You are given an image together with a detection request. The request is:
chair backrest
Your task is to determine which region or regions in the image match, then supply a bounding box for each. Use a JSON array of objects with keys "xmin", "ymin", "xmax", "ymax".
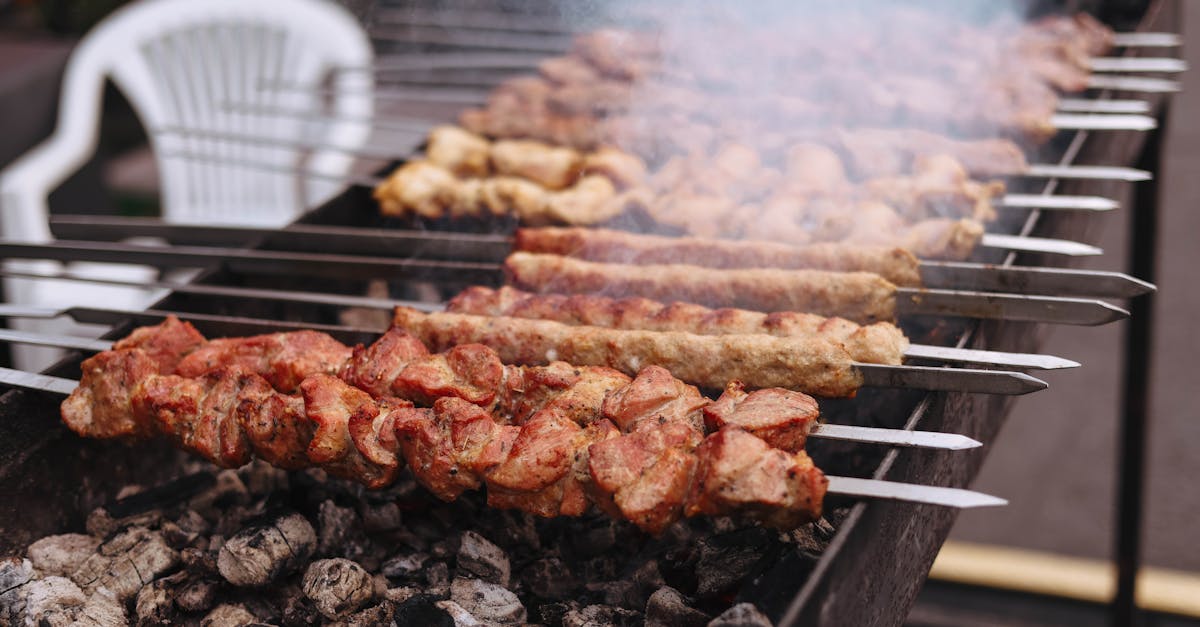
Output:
[{"xmin": 0, "ymin": 0, "xmax": 373, "ymax": 240}]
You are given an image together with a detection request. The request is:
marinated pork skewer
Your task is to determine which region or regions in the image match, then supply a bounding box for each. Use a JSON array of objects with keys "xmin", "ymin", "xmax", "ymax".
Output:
[{"xmin": 0, "ymin": 362, "xmax": 1002, "ymax": 529}]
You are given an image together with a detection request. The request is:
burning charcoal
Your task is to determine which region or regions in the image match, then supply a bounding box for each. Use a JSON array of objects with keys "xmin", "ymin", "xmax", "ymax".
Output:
[
  {"xmin": 161, "ymin": 509, "xmax": 211, "ymax": 549},
  {"xmin": 587, "ymin": 579, "xmax": 640, "ymax": 609},
  {"xmin": 646, "ymin": 586, "xmax": 711, "ymax": 627},
  {"xmin": 360, "ymin": 500, "xmax": 403, "ymax": 532},
  {"xmin": 385, "ymin": 585, "xmax": 420, "ymax": 604},
  {"xmin": 135, "ymin": 575, "xmax": 178, "ymax": 626},
  {"xmin": 437, "ymin": 599, "xmax": 485, "ymax": 626},
  {"xmin": 694, "ymin": 528, "xmax": 774, "ymax": 598},
  {"xmin": 562, "ymin": 604, "xmax": 642, "ymax": 627},
  {"xmin": 190, "ymin": 470, "xmax": 251, "ymax": 521},
  {"xmin": 570, "ymin": 520, "xmax": 618, "ymax": 557},
  {"xmin": 176, "ymin": 577, "xmax": 220, "ymax": 613},
  {"xmin": 426, "ymin": 561, "xmax": 452, "ymax": 597},
  {"xmin": 449, "ymin": 577, "xmax": 527, "ymax": 625},
  {"xmin": 202, "ymin": 603, "xmax": 258, "ymax": 626},
  {"xmin": 69, "ymin": 592, "xmax": 129, "ymax": 626},
  {"xmin": 24, "ymin": 576, "xmax": 88, "ymax": 626},
  {"xmin": 84, "ymin": 505, "xmax": 160, "ymax": 538},
  {"xmin": 707, "ymin": 602, "xmax": 774, "ymax": 627},
  {"xmin": 27, "ymin": 534, "xmax": 101, "ymax": 577},
  {"xmin": 393, "ymin": 594, "xmax": 457, "ymax": 627},
  {"xmin": 301, "ymin": 558, "xmax": 376, "ymax": 620},
  {"xmin": 522, "ymin": 557, "xmax": 577, "ymax": 601},
  {"xmin": 317, "ymin": 500, "xmax": 366, "ymax": 558},
  {"xmin": 279, "ymin": 587, "xmax": 322, "ymax": 626},
  {"xmin": 457, "ymin": 530, "xmax": 511, "ymax": 586},
  {"xmin": 71, "ymin": 527, "xmax": 180, "ymax": 601},
  {"xmin": 218, "ymin": 512, "xmax": 316, "ymax": 587},
  {"xmin": 538, "ymin": 601, "xmax": 581, "ymax": 626},
  {"xmin": 181, "ymin": 546, "xmax": 220, "ymax": 577},
  {"xmin": 240, "ymin": 459, "xmax": 290, "ymax": 497},
  {"xmin": 381, "ymin": 551, "xmax": 429, "ymax": 580},
  {"xmin": 332, "ymin": 601, "xmax": 397, "ymax": 627}
]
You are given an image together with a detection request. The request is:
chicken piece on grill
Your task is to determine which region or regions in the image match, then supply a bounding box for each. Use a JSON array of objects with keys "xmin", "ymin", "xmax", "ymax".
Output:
[
  {"xmin": 446, "ymin": 286, "xmax": 910, "ymax": 366},
  {"xmin": 898, "ymin": 218, "xmax": 985, "ymax": 261},
  {"xmin": 479, "ymin": 176, "xmax": 551, "ymax": 220},
  {"xmin": 504, "ymin": 252, "xmax": 898, "ymax": 324},
  {"xmin": 490, "ymin": 139, "xmax": 585, "ymax": 190},
  {"xmin": 686, "ymin": 428, "xmax": 828, "ymax": 530},
  {"xmin": 539, "ymin": 55, "xmax": 602, "ymax": 85},
  {"xmin": 512, "ymin": 227, "xmax": 923, "ymax": 286},
  {"xmin": 581, "ymin": 146, "xmax": 648, "ymax": 189},
  {"xmin": 542, "ymin": 175, "xmax": 620, "ymax": 226},
  {"xmin": 570, "ymin": 28, "xmax": 661, "ymax": 80},
  {"xmin": 864, "ymin": 154, "xmax": 1003, "ymax": 222},
  {"xmin": 426, "ymin": 125, "xmax": 492, "ymax": 178},
  {"xmin": 175, "ymin": 330, "xmax": 352, "ymax": 394},
  {"xmin": 374, "ymin": 161, "xmax": 459, "ymax": 219},
  {"xmin": 391, "ymin": 307, "xmax": 867, "ymax": 398}
]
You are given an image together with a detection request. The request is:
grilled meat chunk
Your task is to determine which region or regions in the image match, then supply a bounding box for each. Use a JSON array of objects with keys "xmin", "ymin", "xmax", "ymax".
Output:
[
  {"xmin": 62, "ymin": 348, "xmax": 164, "ymax": 439},
  {"xmin": 175, "ymin": 330, "xmax": 352, "ymax": 393}
]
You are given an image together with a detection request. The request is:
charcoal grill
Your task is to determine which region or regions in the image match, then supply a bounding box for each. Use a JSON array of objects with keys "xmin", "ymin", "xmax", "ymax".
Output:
[{"xmin": 0, "ymin": 1, "xmax": 1177, "ymax": 625}]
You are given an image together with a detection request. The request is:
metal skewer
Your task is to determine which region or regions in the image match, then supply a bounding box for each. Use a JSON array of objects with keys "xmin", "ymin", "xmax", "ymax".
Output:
[
  {"xmin": 0, "ymin": 366, "xmax": 1000, "ymax": 507},
  {"xmin": 0, "ymin": 267, "xmax": 1081, "ymax": 371},
  {"xmin": 1087, "ymin": 57, "xmax": 1187, "ymax": 73},
  {"xmin": 1048, "ymin": 113, "xmax": 1157, "ymax": 132},
  {"xmin": 0, "ymin": 239, "xmax": 1129, "ymax": 327},
  {"xmin": 1056, "ymin": 98, "xmax": 1150, "ymax": 114},
  {"xmin": 1110, "ymin": 32, "xmax": 1182, "ymax": 48},
  {"xmin": 1023, "ymin": 163, "xmax": 1152, "ymax": 182},
  {"xmin": 978, "ymin": 233, "xmax": 1102, "ymax": 256},
  {"xmin": 1086, "ymin": 75, "xmax": 1181, "ymax": 93},
  {"xmin": 45, "ymin": 215, "xmax": 1150, "ymax": 298},
  {"xmin": 997, "ymin": 194, "xmax": 1118, "ymax": 211},
  {"xmin": 368, "ymin": 25, "xmax": 572, "ymax": 53}
]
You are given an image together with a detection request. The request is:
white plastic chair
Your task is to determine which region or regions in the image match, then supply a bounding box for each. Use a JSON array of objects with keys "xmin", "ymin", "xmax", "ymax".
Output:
[{"xmin": 0, "ymin": 0, "xmax": 374, "ymax": 370}]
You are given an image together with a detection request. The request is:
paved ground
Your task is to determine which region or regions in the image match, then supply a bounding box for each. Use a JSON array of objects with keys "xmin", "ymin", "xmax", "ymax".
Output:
[{"xmin": 949, "ymin": 5, "xmax": 1200, "ymax": 573}]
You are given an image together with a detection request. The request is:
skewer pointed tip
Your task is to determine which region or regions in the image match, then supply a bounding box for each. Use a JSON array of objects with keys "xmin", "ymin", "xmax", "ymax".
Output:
[{"xmin": 825, "ymin": 476, "xmax": 1007, "ymax": 508}]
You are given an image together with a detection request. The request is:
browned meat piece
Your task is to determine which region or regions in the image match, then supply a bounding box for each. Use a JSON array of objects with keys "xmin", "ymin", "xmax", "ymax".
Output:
[
  {"xmin": 484, "ymin": 412, "xmax": 594, "ymax": 517},
  {"xmin": 175, "ymin": 330, "xmax": 352, "ymax": 393},
  {"xmin": 374, "ymin": 161, "xmax": 459, "ymax": 219},
  {"xmin": 512, "ymin": 227, "xmax": 923, "ymax": 287},
  {"xmin": 490, "ymin": 139, "xmax": 584, "ymax": 190},
  {"xmin": 446, "ymin": 286, "xmax": 910, "ymax": 366},
  {"xmin": 782, "ymin": 143, "xmax": 852, "ymax": 195},
  {"xmin": 237, "ymin": 389, "xmax": 313, "ymax": 470},
  {"xmin": 501, "ymin": 361, "xmax": 631, "ymax": 426},
  {"xmin": 302, "ymin": 374, "xmax": 402, "ymax": 489},
  {"xmin": 587, "ymin": 421, "xmax": 702, "ymax": 533},
  {"xmin": 703, "ymin": 382, "xmax": 819, "ymax": 452},
  {"xmin": 539, "ymin": 55, "xmax": 602, "ymax": 85},
  {"xmin": 479, "ymin": 176, "xmax": 550, "ymax": 219},
  {"xmin": 391, "ymin": 344, "xmax": 507, "ymax": 409},
  {"xmin": 600, "ymin": 365, "xmax": 708, "ymax": 432},
  {"xmin": 686, "ymin": 428, "xmax": 828, "ymax": 529},
  {"xmin": 426, "ymin": 125, "xmax": 492, "ymax": 177},
  {"xmin": 341, "ymin": 327, "xmax": 431, "ymax": 399},
  {"xmin": 570, "ymin": 28, "xmax": 661, "ymax": 80},
  {"xmin": 61, "ymin": 348, "xmax": 162, "ymax": 439},
  {"xmin": 863, "ymin": 154, "xmax": 1003, "ymax": 222},
  {"xmin": 504, "ymin": 252, "xmax": 898, "ymax": 324},
  {"xmin": 542, "ymin": 175, "xmax": 620, "ymax": 226},
  {"xmin": 898, "ymin": 218, "xmax": 985, "ymax": 261},
  {"xmin": 134, "ymin": 367, "xmax": 269, "ymax": 468},
  {"xmin": 581, "ymin": 146, "xmax": 648, "ymax": 189},
  {"xmin": 391, "ymin": 307, "xmax": 866, "ymax": 398},
  {"xmin": 393, "ymin": 399, "xmax": 486, "ymax": 501},
  {"xmin": 112, "ymin": 315, "xmax": 206, "ymax": 373}
]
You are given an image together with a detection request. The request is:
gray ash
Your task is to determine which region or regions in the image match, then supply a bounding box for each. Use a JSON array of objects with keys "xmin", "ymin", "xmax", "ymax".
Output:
[{"xmin": 1, "ymin": 459, "xmax": 846, "ymax": 626}]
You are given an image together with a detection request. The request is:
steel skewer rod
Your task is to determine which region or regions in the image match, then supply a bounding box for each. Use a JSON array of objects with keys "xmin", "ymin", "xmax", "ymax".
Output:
[
  {"xmin": 258, "ymin": 84, "xmax": 489, "ymax": 105},
  {"xmin": 979, "ymin": 233, "xmax": 1103, "ymax": 256},
  {"xmin": 997, "ymin": 194, "xmax": 1119, "ymax": 211},
  {"xmin": 1023, "ymin": 163, "xmax": 1152, "ymax": 182},
  {"xmin": 368, "ymin": 25, "xmax": 571, "ymax": 53},
  {"xmin": 1110, "ymin": 32, "xmax": 1181, "ymax": 48},
  {"xmin": 218, "ymin": 103, "xmax": 433, "ymax": 134},
  {"xmin": 0, "ymin": 240, "xmax": 1128, "ymax": 327},
  {"xmin": 1049, "ymin": 113, "xmax": 1157, "ymax": 132},
  {"xmin": 369, "ymin": 8, "xmax": 581, "ymax": 34},
  {"xmin": 1086, "ymin": 75, "xmax": 1181, "ymax": 93},
  {"xmin": 45, "ymin": 216, "xmax": 1150, "ymax": 298},
  {"xmin": 1087, "ymin": 57, "xmax": 1187, "ymax": 73},
  {"xmin": 155, "ymin": 128, "xmax": 410, "ymax": 162},
  {"xmin": 1056, "ymin": 98, "xmax": 1151, "ymax": 114},
  {"xmin": 0, "ymin": 267, "xmax": 1080, "ymax": 371}
]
